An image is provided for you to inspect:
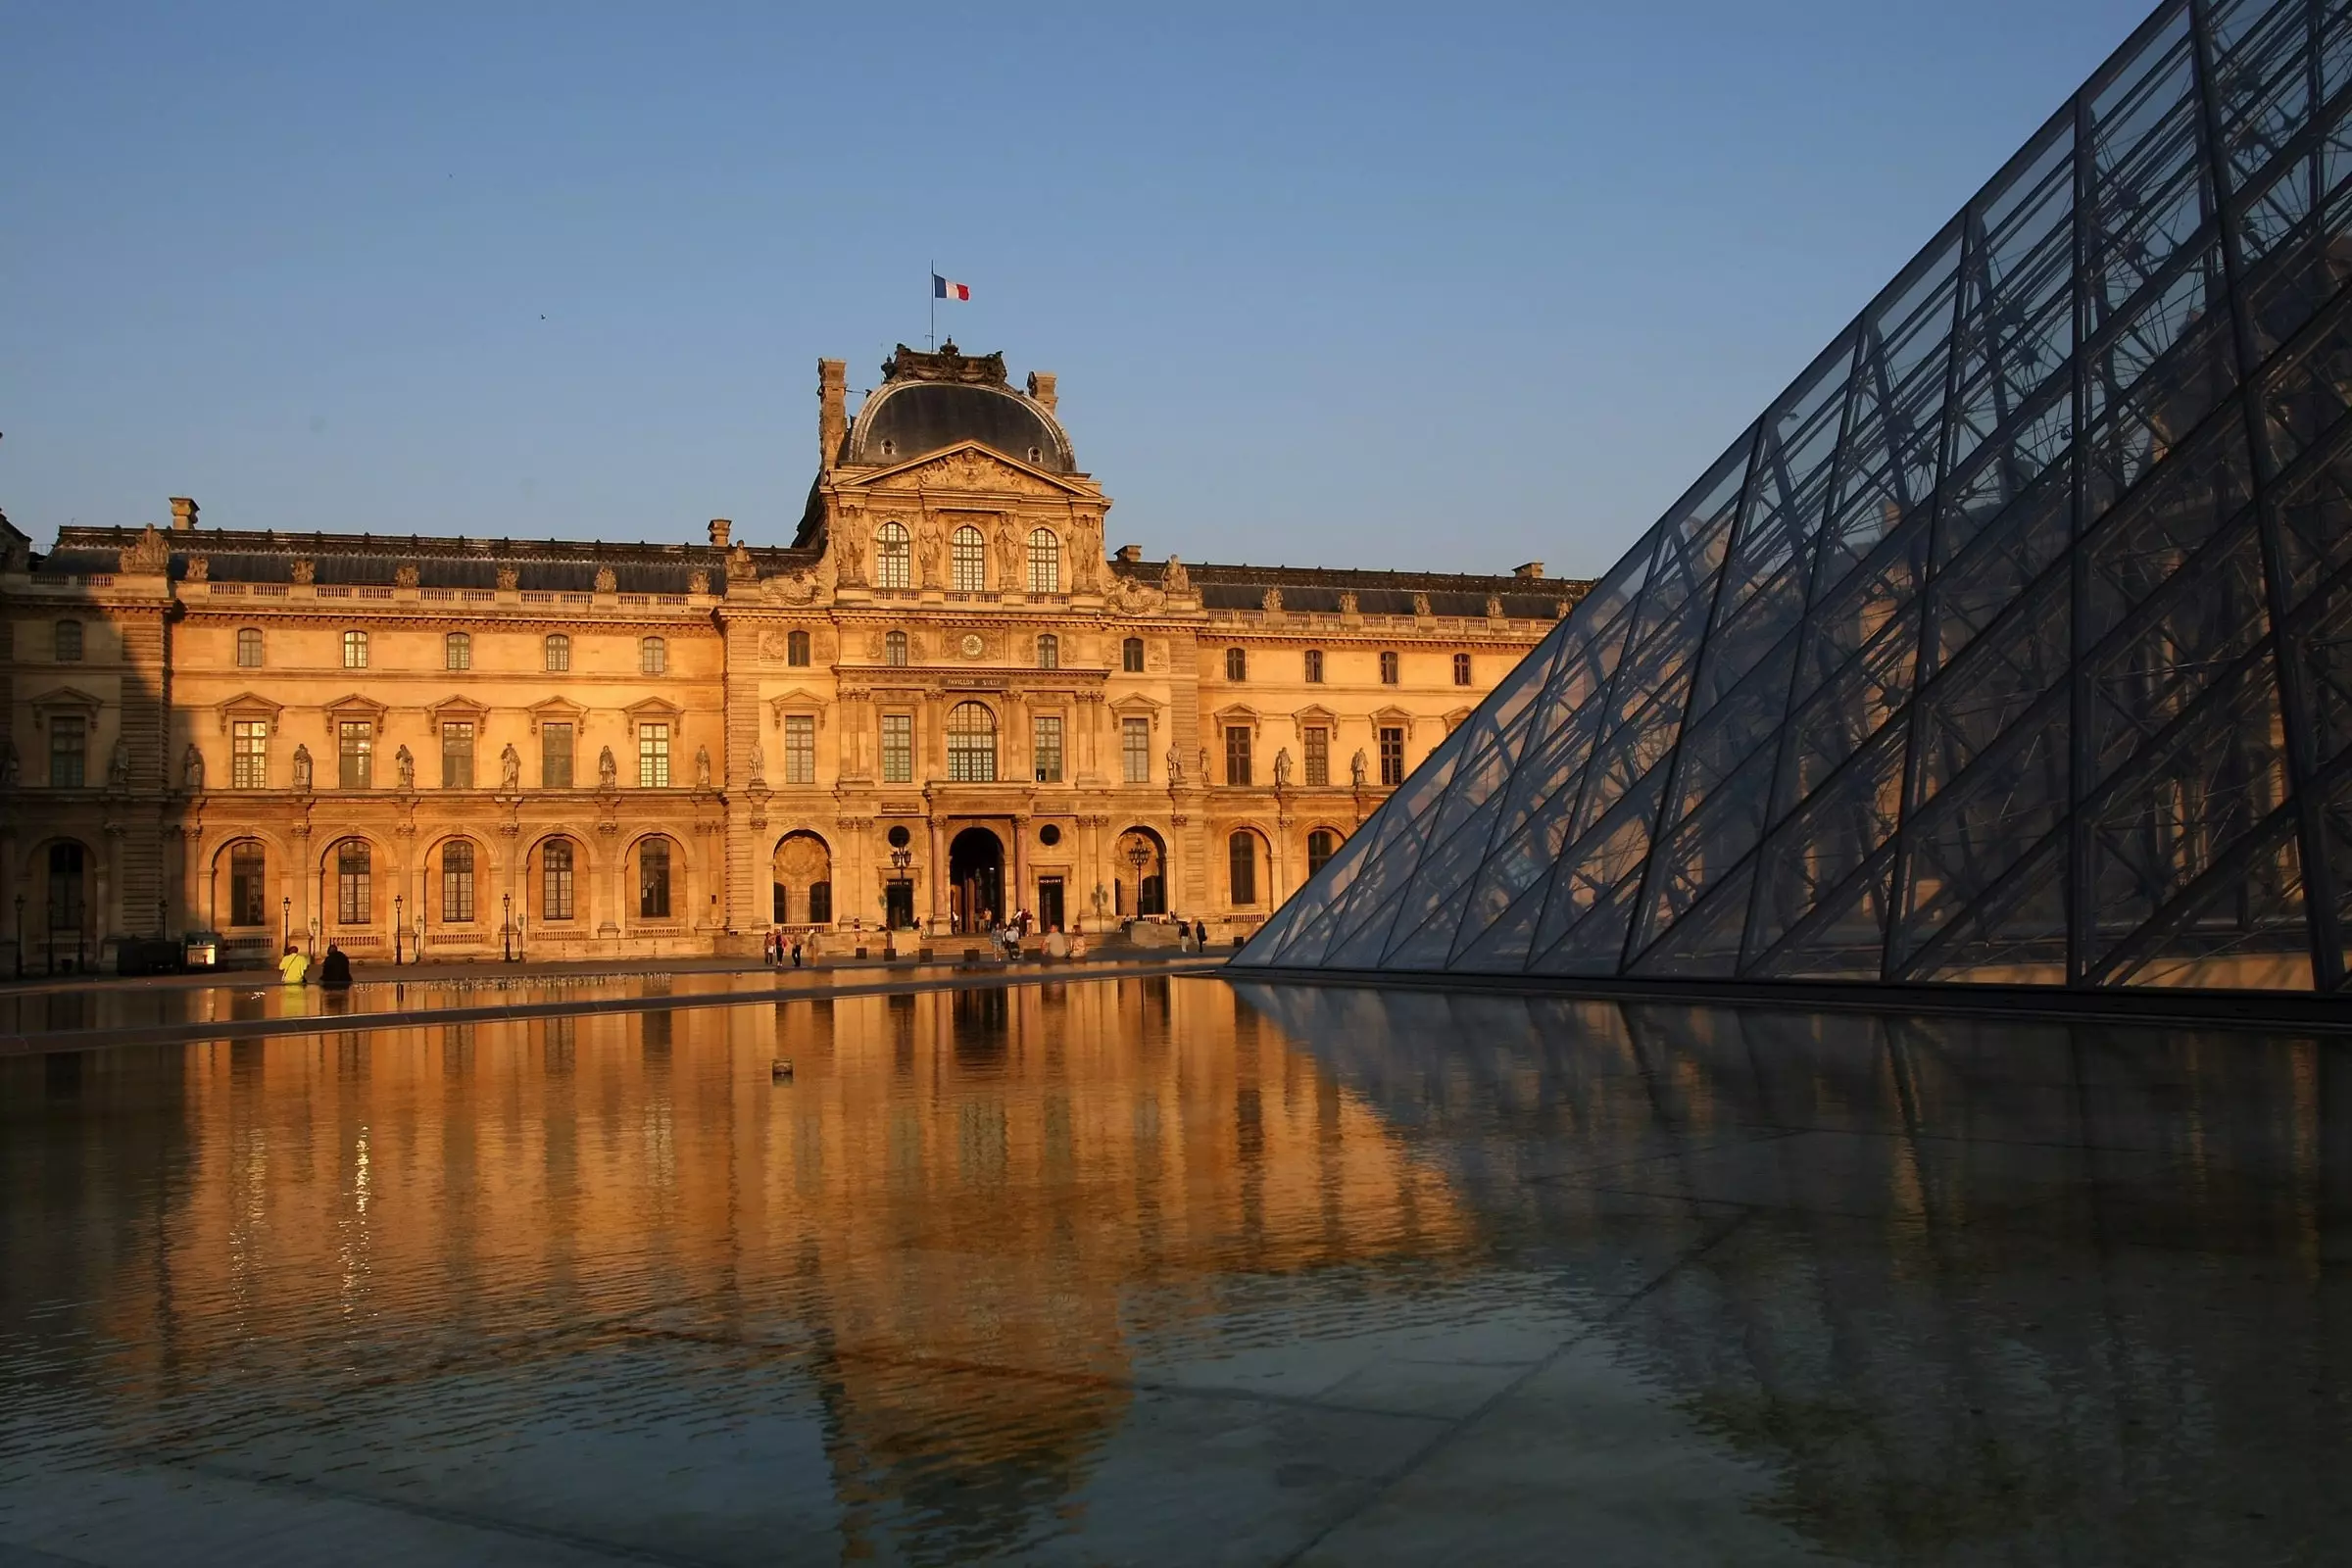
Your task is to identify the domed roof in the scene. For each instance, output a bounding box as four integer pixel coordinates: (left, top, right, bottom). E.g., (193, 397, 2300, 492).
(844, 343, 1074, 472)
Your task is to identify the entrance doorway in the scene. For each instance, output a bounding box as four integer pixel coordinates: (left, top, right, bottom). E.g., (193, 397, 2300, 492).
(948, 827, 1004, 933)
(1114, 827, 1167, 917)
(1037, 876, 1065, 933)
(884, 879, 916, 930)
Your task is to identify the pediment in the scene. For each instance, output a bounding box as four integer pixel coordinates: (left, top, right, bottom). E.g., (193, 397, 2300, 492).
(28, 685, 105, 713)
(527, 696, 583, 734)
(1290, 704, 1340, 735)
(1370, 705, 1418, 738)
(769, 689, 827, 725)
(428, 694, 490, 722)
(1212, 703, 1262, 732)
(214, 690, 285, 734)
(1109, 693, 1163, 718)
(844, 441, 1091, 499)
(323, 693, 389, 732)
(622, 696, 683, 736)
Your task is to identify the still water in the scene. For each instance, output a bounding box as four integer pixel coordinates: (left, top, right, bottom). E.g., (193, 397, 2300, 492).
(2, 978, 2348, 1564)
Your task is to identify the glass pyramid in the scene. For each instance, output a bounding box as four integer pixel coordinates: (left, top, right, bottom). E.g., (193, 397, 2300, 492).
(1239, 0, 2352, 994)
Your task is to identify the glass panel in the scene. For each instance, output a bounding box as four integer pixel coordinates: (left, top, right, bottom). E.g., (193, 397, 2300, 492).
(1894, 705, 2071, 972)
(1744, 724, 1909, 968)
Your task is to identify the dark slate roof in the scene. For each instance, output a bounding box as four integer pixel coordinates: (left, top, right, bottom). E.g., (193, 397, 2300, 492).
(1113, 559, 1585, 620)
(847, 381, 1073, 471)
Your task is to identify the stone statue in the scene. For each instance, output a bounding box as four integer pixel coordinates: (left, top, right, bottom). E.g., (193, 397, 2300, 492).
(1339, 590, 1359, 615)
(1350, 749, 1369, 787)
(182, 743, 204, 792)
(1163, 556, 1192, 595)
(497, 565, 519, 591)
(918, 523, 943, 588)
(749, 741, 766, 786)
(695, 745, 712, 788)
(395, 563, 419, 589)
(1198, 746, 1210, 782)
(688, 569, 710, 595)
(1486, 594, 1504, 618)
(1273, 747, 1293, 788)
(1413, 592, 1432, 617)
(1166, 747, 1184, 786)
(1071, 513, 1102, 591)
(594, 565, 617, 593)
(500, 742, 521, 792)
(1262, 587, 1283, 613)
(598, 745, 617, 788)
(185, 555, 210, 582)
(395, 744, 416, 790)
(1, 740, 19, 787)
(292, 743, 315, 792)
(996, 520, 1023, 589)
(727, 542, 759, 584)
(831, 527, 863, 588)
(108, 737, 131, 787)
(291, 559, 317, 586)
(120, 525, 170, 574)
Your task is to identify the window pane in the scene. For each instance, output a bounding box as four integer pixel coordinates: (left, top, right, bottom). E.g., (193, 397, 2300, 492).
(788, 630, 809, 666)
(882, 713, 912, 783)
(1380, 726, 1404, 786)
(1229, 833, 1257, 906)
(446, 632, 470, 670)
(1304, 726, 1329, 787)
(441, 721, 474, 789)
(232, 719, 268, 789)
(1033, 715, 1063, 782)
(947, 702, 997, 782)
(1453, 653, 1472, 685)
(1123, 638, 1145, 672)
(953, 526, 987, 592)
(442, 841, 475, 923)
(886, 631, 907, 666)
(545, 634, 569, 672)
(343, 630, 367, 668)
(543, 723, 574, 789)
(55, 621, 82, 662)
(638, 723, 670, 787)
(1123, 717, 1150, 783)
(639, 839, 671, 918)
(641, 637, 665, 674)
(237, 628, 264, 668)
(1226, 648, 1247, 681)
(543, 840, 574, 920)
(1038, 634, 1058, 669)
(336, 841, 371, 925)
(1305, 649, 1323, 683)
(1226, 725, 1251, 786)
(1307, 829, 1337, 876)
(49, 717, 84, 787)
(785, 714, 815, 784)
(338, 720, 372, 789)
(1381, 650, 1398, 684)
(230, 842, 268, 926)
(876, 522, 911, 590)
(1027, 528, 1060, 594)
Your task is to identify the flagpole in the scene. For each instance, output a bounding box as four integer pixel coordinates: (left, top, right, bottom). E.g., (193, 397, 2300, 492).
(928, 261, 935, 351)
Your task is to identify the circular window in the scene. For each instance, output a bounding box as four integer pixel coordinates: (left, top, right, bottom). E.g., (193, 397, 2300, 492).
(1039, 823, 1061, 847)
(887, 825, 911, 849)
(960, 632, 985, 659)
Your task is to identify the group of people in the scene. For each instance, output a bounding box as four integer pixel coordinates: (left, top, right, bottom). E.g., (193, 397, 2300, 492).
(278, 941, 355, 992)
(763, 930, 807, 967)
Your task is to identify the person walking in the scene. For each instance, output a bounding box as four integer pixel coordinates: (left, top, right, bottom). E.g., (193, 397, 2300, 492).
(277, 942, 309, 985)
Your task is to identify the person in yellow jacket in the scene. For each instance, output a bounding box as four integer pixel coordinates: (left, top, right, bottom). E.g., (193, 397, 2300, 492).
(278, 942, 309, 985)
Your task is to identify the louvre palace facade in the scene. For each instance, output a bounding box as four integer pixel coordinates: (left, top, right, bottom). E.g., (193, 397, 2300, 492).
(0, 343, 1580, 969)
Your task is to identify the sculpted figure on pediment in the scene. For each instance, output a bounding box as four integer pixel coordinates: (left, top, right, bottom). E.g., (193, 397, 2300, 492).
(1163, 556, 1192, 595)
(995, 518, 1022, 588)
(291, 559, 317, 586)
(498, 565, 519, 591)
(1070, 513, 1102, 591)
(764, 571, 818, 606)
(121, 525, 170, 575)
(1105, 576, 1163, 614)
(726, 543, 760, 584)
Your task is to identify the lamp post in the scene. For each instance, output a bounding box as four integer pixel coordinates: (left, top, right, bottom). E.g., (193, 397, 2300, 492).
(13, 892, 23, 979)
(281, 895, 290, 952)
(393, 894, 404, 966)
(887, 845, 912, 955)
(1127, 841, 1151, 921)
(502, 892, 514, 962)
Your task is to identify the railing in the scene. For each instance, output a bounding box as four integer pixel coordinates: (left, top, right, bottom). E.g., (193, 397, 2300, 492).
(657, 594, 688, 605)
(316, 586, 351, 598)
(520, 591, 555, 603)
(207, 582, 246, 595)
(255, 584, 288, 597)
(359, 587, 392, 600)
(560, 592, 592, 605)
(618, 593, 650, 605)
(463, 589, 496, 602)
(420, 587, 454, 601)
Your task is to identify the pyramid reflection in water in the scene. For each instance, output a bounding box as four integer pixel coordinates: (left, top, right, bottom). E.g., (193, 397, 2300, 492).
(1241, 0, 2352, 993)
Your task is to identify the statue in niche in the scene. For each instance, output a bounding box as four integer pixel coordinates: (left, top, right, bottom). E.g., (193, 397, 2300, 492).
(182, 743, 205, 792)
(598, 745, 618, 788)
(695, 745, 712, 788)
(1165, 747, 1184, 786)
(1273, 747, 1293, 788)
(500, 742, 521, 792)
(1198, 746, 1209, 781)
(292, 744, 315, 792)
(996, 520, 1023, 588)
(1350, 748, 1369, 787)
(395, 744, 416, 791)
(1071, 514, 1103, 590)
(831, 527, 863, 588)
(918, 522, 944, 588)
(749, 740, 765, 786)
(1, 740, 20, 787)
(108, 737, 131, 787)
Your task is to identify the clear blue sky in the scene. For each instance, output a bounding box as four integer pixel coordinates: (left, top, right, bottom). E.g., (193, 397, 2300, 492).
(2, 2, 2153, 579)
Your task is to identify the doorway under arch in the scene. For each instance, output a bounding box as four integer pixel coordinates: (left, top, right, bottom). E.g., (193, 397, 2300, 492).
(772, 830, 834, 926)
(949, 827, 1004, 933)
(1115, 826, 1167, 918)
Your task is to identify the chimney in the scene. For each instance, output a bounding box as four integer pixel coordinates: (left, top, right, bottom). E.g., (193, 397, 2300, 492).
(1114, 543, 1143, 564)
(709, 518, 733, 548)
(1026, 370, 1057, 414)
(171, 496, 199, 531)
(1512, 561, 1545, 580)
(817, 359, 847, 470)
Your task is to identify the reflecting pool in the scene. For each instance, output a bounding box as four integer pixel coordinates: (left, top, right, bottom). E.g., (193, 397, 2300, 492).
(2, 978, 2348, 1564)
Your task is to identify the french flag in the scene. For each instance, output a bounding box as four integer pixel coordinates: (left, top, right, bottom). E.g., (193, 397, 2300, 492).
(932, 273, 970, 302)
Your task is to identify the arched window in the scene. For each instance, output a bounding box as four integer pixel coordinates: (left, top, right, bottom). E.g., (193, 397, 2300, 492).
(952, 525, 987, 592)
(638, 837, 672, 919)
(874, 521, 911, 589)
(335, 840, 372, 925)
(229, 841, 268, 926)
(1122, 636, 1145, 673)
(1037, 633, 1059, 669)
(1307, 828, 1339, 877)
(542, 839, 575, 921)
(885, 629, 908, 667)
(445, 631, 471, 670)
(441, 840, 476, 923)
(1027, 527, 1060, 594)
(237, 627, 264, 668)
(55, 620, 83, 662)
(544, 633, 570, 672)
(1225, 647, 1247, 681)
(1228, 831, 1259, 906)
(343, 629, 368, 668)
(787, 629, 810, 666)
(947, 701, 998, 782)
(640, 636, 666, 674)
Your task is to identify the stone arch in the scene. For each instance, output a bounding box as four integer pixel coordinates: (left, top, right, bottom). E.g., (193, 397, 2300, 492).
(24, 834, 100, 972)
(771, 829, 834, 927)
(1225, 824, 1272, 909)
(421, 830, 491, 934)
(318, 831, 396, 946)
(1113, 824, 1167, 918)
(625, 829, 685, 923)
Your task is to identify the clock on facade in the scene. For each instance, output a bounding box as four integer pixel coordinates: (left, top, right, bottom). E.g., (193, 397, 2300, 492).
(959, 633, 985, 659)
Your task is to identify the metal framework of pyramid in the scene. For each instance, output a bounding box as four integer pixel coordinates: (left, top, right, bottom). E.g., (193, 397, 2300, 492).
(1239, 0, 2352, 994)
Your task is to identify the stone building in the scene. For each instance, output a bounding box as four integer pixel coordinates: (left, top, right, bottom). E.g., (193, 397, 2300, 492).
(0, 343, 1584, 969)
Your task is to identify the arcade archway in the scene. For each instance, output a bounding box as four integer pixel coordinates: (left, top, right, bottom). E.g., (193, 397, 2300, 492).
(772, 831, 834, 926)
(1115, 826, 1167, 918)
(949, 827, 1004, 933)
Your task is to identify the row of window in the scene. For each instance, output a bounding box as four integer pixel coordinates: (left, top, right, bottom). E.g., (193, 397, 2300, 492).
(224, 837, 678, 927)
(236, 629, 677, 673)
(1220, 723, 1406, 787)
(223, 720, 678, 790)
(1225, 647, 1470, 686)
(872, 523, 1064, 594)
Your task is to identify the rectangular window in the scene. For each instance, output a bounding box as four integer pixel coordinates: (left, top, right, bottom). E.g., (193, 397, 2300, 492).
(338, 720, 373, 789)
(1379, 725, 1405, 787)
(638, 722, 670, 788)
(232, 719, 269, 789)
(343, 630, 368, 669)
(337, 846, 371, 925)
(1304, 649, 1323, 683)
(784, 713, 815, 784)
(1380, 650, 1399, 684)
(441, 720, 474, 789)
(49, 716, 85, 788)
(1453, 652, 1473, 685)
(441, 844, 475, 923)
(230, 844, 268, 926)
(237, 627, 264, 668)
(881, 713, 913, 784)
(1122, 716, 1150, 784)
(1225, 725, 1251, 787)
(542, 722, 574, 789)
(1304, 725, 1329, 787)
(1033, 714, 1063, 783)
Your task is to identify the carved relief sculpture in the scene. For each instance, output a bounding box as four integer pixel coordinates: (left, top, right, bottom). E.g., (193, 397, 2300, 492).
(1413, 592, 1432, 616)
(395, 564, 419, 589)
(689, 569, 710, 595)
(291, 559, 317, 586)
(292, 744, 315, 792)
(120, 525, 170, 575)
(500, 743, 521, 792)
(497, 565, 519, 591)
(1163, 556, 1192, 595)
(1486, 594, 1504, 618)
(185, 556, 209, 582)
(594, 565, 617, 593)
(726, 543, 759, 584)
(1340, 590, 1359, 615)
(1262, 587, 1283, 613)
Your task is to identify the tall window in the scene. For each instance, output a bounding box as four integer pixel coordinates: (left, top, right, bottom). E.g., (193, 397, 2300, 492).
(638, 838, 672, 918)
(1380, 725, 1405, 786)
(1033, 715, 1063, 783)
(441, 720, 474, 788)
(441, 841, 476, 923)
(1225, 647, 1247, 681)
(544, 633, 569, 672)
(445, 631, 471, 669)
(1122, 717, 1151, 783)
(1304, 648, 1324, 683)
(1037, 633, 1059, 669)
(233, 719, 269, 789)
(1380, 650, 1399, 684)
(229, 841, 268, 926)
(1453, 652, 1473, 685)
(55, 620, 83, 662)
(542, 722, 574, 788)
(885, 630, 908, 667)
(874, 521, 911, 589)
(1122, 636, 1145, 673)
(788, 629, 810, 666)
(1304, 725, 1330, 787)
(1225, 725, 1251, 786)
(49, 717, 86, 787)
(952, 525, 987, 591)
(638, 722, 670, 787)
(947, 701, 997, 782)
(641, 636, 666, 674)
(784, 714, 815, 784)
(1228, 832, 1258, 906)
(542, 839, 574, 920)
(336, 840, 371, 925)
(237, 627, 264, 668)
(46, 844, 84, 934)
(338, 720, 373, 789)
(343, 629, 368, 669)
(881, 713, 912, 783)
(1027, 527, 1060, 593)
(1307, 828, 1338, 876)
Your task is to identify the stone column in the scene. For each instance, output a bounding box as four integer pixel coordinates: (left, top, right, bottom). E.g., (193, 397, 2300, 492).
(927, 808, 948, 931)
(1011, 812, 1031, 918)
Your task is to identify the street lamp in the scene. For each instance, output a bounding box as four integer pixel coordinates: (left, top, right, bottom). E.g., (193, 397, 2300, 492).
(1126, 840, 1152, 921)
(887, 844, 913, 955)
(502, 891, 514, 962)
(281, 895, 290, 952)
(394, 894, 405, 965)
(12, 892, 22, 979)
